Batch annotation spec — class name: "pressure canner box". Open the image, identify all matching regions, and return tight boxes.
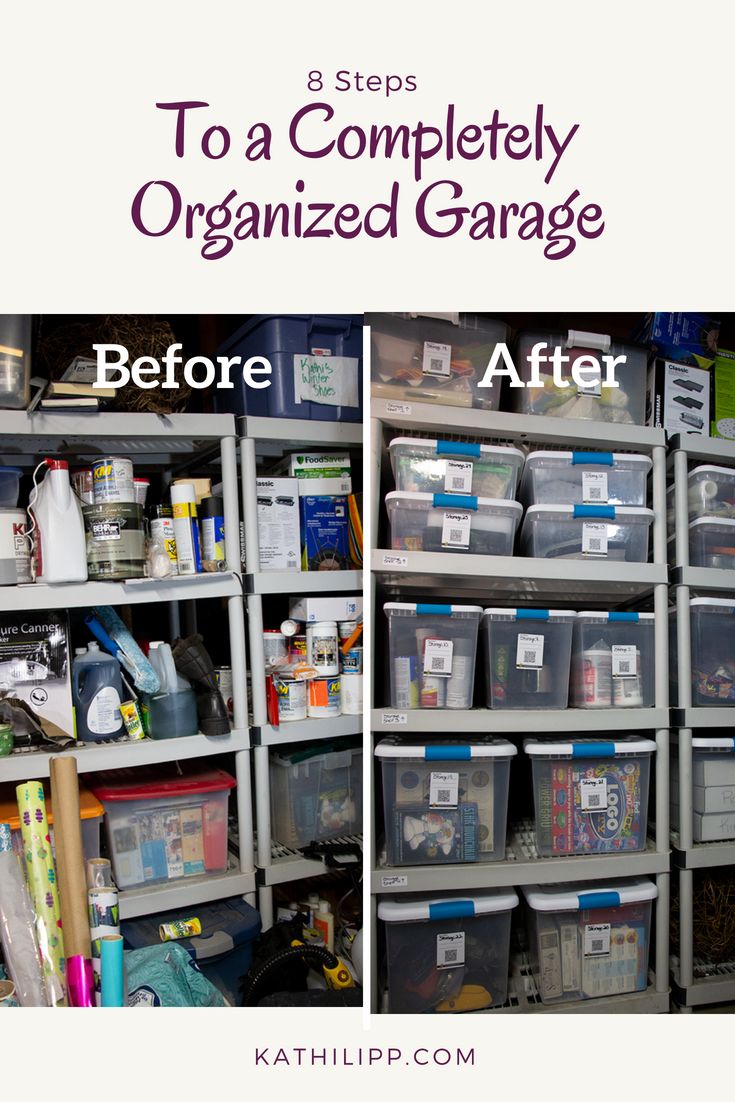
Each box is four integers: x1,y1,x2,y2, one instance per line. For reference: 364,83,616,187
276,452,353,496
646,358,711,437
0,611,74,742
288,595,363,623
255,477,301,572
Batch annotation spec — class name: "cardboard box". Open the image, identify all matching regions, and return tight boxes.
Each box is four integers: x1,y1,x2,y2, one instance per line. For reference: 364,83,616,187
255,477,301,572
277,452,352,496
299,495,351,571
693,810,735,841
711,349,735,439
288,595,363,623
638,312,719,368
671,782,735,813
646,358,711,437
0,611,74,741
693,755,735,787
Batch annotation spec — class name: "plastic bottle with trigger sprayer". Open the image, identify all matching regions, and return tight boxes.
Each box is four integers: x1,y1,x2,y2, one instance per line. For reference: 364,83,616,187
29,459,87,583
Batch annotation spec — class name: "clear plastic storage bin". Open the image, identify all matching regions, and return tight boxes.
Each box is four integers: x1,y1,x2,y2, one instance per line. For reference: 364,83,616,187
483,608,575,709
523,878,657,1004
680,598,735,707
385,492,522,555
0,783,103,863
375,736,516,865
269,744,362,848
511,330,647,425
389,438,524,499
525,738,655,855
92,769,236,890
672,736,735,841
0,316,31,410
385,603,482,710
571,611,655,708
521,504,653,562
686,517,735,570
0,467,22,508
378,889,518,1012
520,451,651,507
369,312,509,409
682,465,735,519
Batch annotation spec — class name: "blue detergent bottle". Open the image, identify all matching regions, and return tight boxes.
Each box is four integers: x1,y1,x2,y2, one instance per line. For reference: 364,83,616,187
72,641,125,743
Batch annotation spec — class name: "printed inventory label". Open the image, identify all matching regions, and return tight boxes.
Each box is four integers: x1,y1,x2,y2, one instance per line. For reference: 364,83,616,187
382,552,408,567
381,874,408,888
385,401,412,416
582,522,608,556
423,638,454,676
422,340,451,377
441,510,471,549
579,776,608,811
429,771,459,808
516,632,544,669
584,923,611,956
381,712,408,725
577,364,602,397
437,931,465,968
582,470,609,503
612,645,637,678
444,459,473,494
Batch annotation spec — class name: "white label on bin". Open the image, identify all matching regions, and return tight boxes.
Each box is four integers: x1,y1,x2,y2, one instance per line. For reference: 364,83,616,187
423,639,454,676
381,874,408,888
582,522,608,556
577,363,602,397
436,931,465,968
580,776,608,812
422,341,451,377
441,511,471,549
385,401,412,416
612,645,638,678
444,460,473,494
582,471,609,504
584,923,611,956
516,633,544,669
382,552,408,567
381,711,408,726
429,771,459,808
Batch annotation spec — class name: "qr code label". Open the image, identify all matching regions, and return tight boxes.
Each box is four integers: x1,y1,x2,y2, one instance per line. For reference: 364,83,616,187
516,632,544,669
580,776,608,811
423,638,453,676
584,923,611,956
441,511,471,549
444,459,473,495
422,341,451,377
436,931,465,968
612,645,637,679
582,471,609,503
582,522,608,556
430,771,459,808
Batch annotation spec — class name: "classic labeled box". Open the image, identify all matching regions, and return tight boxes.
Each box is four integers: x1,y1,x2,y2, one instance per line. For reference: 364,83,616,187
255,477,301,572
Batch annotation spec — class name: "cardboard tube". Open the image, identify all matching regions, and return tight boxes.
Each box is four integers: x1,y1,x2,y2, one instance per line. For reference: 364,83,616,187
49,757,92,961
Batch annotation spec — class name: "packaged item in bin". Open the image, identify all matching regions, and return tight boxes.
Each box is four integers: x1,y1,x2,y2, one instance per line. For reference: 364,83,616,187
677,465,735,520
389,438,524,499
483,608,575,710
678,598,735,706
268,743,362,848
571,611,655,709
385,603,482,711
385,492,521,555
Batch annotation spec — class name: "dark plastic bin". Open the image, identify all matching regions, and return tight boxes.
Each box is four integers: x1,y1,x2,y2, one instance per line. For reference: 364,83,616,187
214,314,363,421
121,896,261,1005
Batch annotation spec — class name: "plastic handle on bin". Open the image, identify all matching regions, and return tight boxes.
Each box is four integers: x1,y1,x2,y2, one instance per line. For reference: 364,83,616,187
516,609,549,621
565,330,611,353
429,900,475,921
608,612,639,622
573,504,616,519
409,312,460,325
436,440,481,458
571,451,614,466
425,745,472,761
415,603,453,616
432,493,478,510
572,742,616,758
577,891,621,910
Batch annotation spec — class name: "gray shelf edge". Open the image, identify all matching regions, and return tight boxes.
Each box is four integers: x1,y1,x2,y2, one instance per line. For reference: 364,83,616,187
246,570,363,596
372,708,668,734
255,716,361,746
669,435,735,463
239,416,362,446
671,566,735,592
0,410,237,439
672,841,735,870
0,572,243,612
674,708,735,729
119,868,256,920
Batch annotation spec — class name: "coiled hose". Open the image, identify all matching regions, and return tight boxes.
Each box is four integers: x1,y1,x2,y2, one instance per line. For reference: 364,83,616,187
241,943,340,1006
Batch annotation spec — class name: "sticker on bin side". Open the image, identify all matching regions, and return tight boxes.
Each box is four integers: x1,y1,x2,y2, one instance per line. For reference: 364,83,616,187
576,363,602,397
579,776,608,811
582,470,609,504
422,341,451,377
584,923,611,956
423,639,454,676
385,401,412,417
381,874,408,888
382,552,408,567
429,771,459,808
582,522,608,556
444,460,473,494
516,633,544,669
441,511,471,549
436,931,465,968
612,645,637,678
382,712,408,725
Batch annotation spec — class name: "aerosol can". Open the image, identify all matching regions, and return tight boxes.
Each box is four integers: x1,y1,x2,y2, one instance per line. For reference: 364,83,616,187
29,458,87,583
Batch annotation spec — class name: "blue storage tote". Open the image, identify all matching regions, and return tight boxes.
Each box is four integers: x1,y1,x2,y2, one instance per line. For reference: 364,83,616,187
121,896,261,1005
214,314,362,421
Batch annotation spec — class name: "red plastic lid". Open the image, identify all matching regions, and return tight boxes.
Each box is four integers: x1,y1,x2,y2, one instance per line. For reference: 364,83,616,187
91,768,236,802
45,458,69,470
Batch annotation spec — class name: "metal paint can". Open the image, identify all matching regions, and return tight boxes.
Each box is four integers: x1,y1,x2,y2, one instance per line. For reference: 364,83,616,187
83,502,145,580
215,666,233,714
92,456,135,504
341,645,363,675
307,676,341,718
276,676,307,722
1,507,31,583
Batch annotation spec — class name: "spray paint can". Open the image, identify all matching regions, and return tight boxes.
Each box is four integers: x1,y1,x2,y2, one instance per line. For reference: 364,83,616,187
306,621,339,676
149,505,178,573
92,456,135,504
201,496,226,569
170,483,202,575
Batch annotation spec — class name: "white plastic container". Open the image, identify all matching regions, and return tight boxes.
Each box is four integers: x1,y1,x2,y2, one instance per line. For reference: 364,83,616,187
385,492,522,555
672,737,735,840
389,438,524,499
483,608,575,709
682,598,735,707
378,889,518,1013
523,878,657,1004
29,459,87,583
525,737,655,856
385,603,482,710
687,517,735,570
521,504,653,563
520,451,651,507
269,745,362,847
306,621,339,676
571,612,655,708
375,736,516,865
511,330,648,425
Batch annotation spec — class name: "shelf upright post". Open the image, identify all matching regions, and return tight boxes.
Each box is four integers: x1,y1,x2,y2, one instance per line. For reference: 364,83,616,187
652,443,671,994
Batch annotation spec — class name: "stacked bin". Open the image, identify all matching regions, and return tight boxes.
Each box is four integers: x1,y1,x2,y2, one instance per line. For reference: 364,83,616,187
483,609,576,709
667,463,735,570
672,736,735,842
670,598,735,708
571,612,655,709
384,603,482,710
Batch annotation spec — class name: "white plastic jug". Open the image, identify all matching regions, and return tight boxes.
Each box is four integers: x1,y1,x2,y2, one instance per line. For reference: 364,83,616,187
30,459,87,583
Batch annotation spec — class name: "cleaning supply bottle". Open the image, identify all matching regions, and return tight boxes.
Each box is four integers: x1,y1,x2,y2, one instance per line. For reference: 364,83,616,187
314,899,334,952
142,641,198,740
29,459,87,583
72,642,124,743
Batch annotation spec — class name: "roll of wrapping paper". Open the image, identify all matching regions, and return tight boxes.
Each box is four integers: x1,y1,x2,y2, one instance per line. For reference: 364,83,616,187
100,935,125,1007
89,887,119,1007
15,781,66,1006
0,823,48,1006
49,758,92,966
86,858,113,889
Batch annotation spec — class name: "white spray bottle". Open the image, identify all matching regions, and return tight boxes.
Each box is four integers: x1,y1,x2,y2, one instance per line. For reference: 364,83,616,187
29,458,87,583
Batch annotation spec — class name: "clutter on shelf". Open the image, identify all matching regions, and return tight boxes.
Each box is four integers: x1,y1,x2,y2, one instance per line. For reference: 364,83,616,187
268,741,362,849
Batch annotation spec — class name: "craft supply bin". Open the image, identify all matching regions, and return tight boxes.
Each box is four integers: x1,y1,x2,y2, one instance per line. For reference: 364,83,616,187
375,736,516,865
483,608,575,709
525,738,655,856
520,504,653,563
520,451,651,507
571,611,655,709
268,744,362,848
92,769,236,890
389,438,524,499
522,878,657,1004
378,889,518,1013
370,313,508,410
385,603,482,710
385,492,522,555
672,598,735,707
510,330,648,425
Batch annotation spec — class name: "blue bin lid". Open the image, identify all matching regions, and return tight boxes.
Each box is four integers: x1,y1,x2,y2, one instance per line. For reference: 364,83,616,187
121,896,261,961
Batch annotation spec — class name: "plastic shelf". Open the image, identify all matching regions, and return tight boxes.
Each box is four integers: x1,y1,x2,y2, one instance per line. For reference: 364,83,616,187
671,957,735,1008
0,572,242,612
246,570,362,596
672,836,735,870
668,434,735,464
118,865,256,920
372,707,668,734
673,707,735,729
238,416,361,448
255,716,361,747
671,566,735,593
259,834,363,885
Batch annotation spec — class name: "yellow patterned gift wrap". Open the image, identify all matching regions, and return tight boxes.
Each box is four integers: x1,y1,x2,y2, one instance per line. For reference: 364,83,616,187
15,781,67,1006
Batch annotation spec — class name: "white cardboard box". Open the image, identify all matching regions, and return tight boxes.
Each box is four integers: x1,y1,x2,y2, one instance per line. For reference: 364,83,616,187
288,595,363,624
256,478,301,572
692,755,735,787
693,810,735,841
672,783,735,813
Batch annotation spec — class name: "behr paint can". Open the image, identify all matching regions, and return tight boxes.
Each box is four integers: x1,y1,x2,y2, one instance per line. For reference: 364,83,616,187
83,502,145,580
